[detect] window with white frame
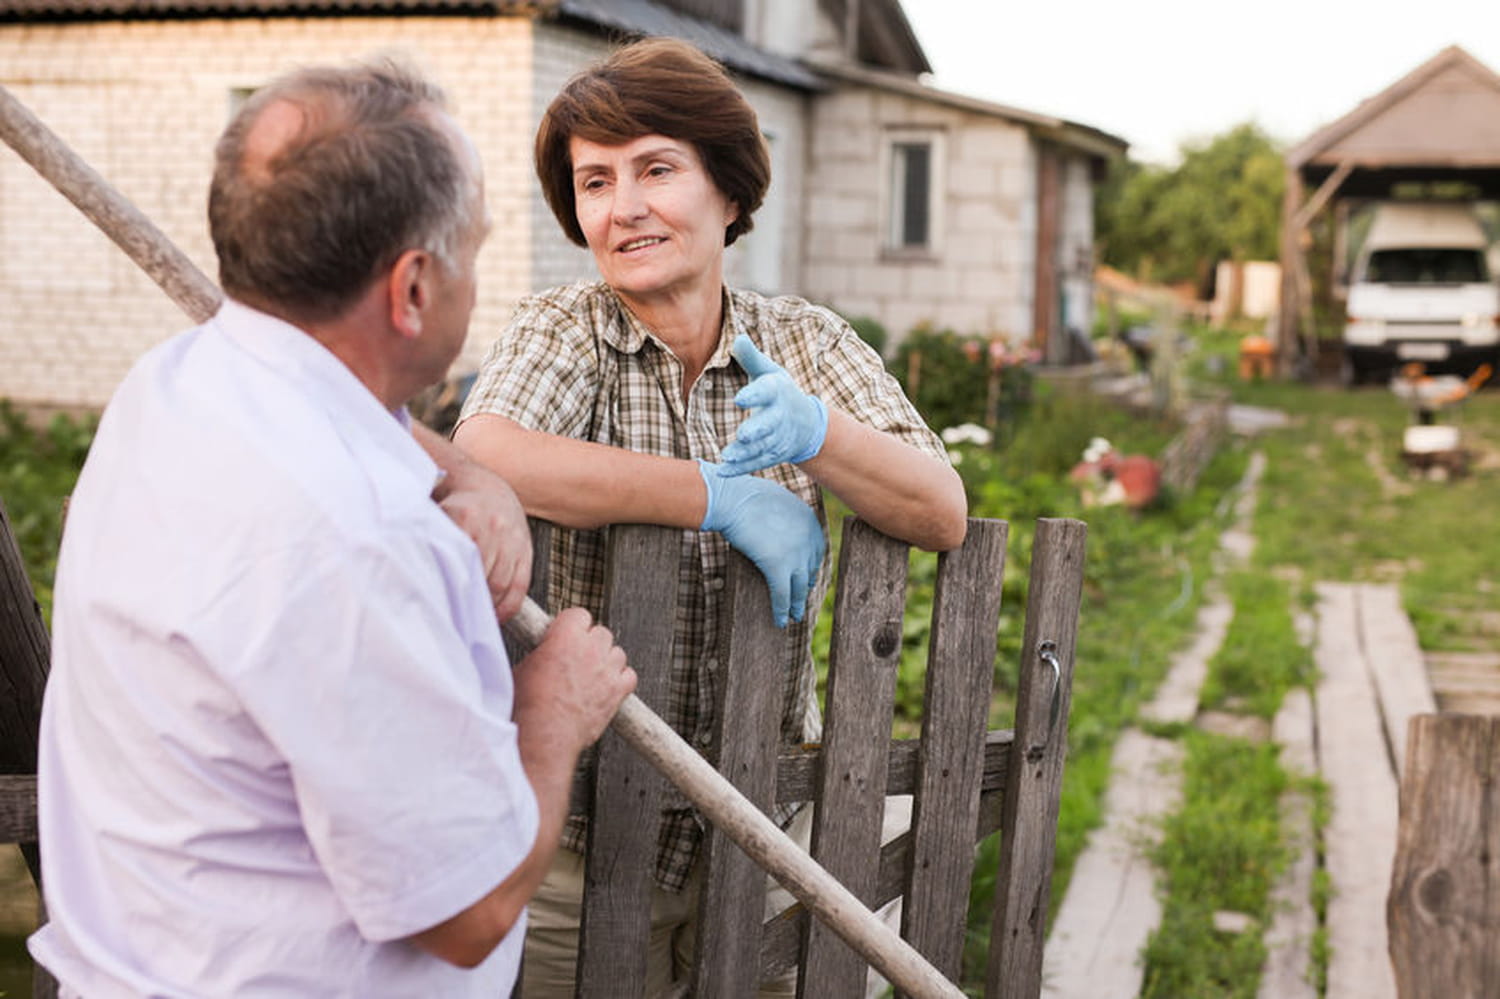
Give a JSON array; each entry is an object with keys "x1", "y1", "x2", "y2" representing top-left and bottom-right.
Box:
[{"x1": 884, "y1": 128, "x2": 943, "y2": 255}]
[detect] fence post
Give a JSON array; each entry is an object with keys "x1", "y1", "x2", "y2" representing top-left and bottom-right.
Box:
[
  {"x1": 1388, "y1": 713, "x2": 1500, "y2": 998},
  {"x1": 987, "y1": 518, "x2": 1086, "y2": 999}
]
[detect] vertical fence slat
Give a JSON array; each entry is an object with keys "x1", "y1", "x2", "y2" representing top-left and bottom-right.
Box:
[
  {"x1": 691, "y1": 548, "x2": 786, "y2": 998},
  {"x1": 0, "y1": 498, "x2": 56, "y2": 999},
  {"x1": 576, "y1": 525, "x2": 680, "y2": 997},
  {"x1": 903, "y1": 518, "x2": 1008, "y2": 980},
  {"x1": 801, "y1": 519, "x2": 909, "y2": 998},
  {"x1": 1389, "y1": 714, "x2": 1500, "y2": 998},
  {"x1": 987, "y1": 518, "x2": 1086, "y2": 999}
]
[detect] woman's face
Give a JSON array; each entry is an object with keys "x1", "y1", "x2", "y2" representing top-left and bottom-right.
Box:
[{"x1": 569, "y1": 133, "x2": 738, "y2": 310}]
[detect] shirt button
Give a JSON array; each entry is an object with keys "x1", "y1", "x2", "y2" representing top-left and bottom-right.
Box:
[
  {"x1": 696, "y1": 732, "x2": 713, "y2": 748},
  {"x1": 706, "y1": 575, "x2": 724, "y2": 592}
]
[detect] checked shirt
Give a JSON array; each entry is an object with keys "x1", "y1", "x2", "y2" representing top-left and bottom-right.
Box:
[{"x1": 458, "y1": 279, "x2": 948, "y2": 892}]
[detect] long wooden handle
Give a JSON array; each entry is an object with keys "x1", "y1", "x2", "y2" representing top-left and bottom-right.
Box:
[{"x1": 0, "y1": 83, "x2": 965, "y2": 998}]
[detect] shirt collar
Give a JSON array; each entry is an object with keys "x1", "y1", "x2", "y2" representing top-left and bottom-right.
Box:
[
  {"x1": 210, "y1": 298, "x2": 442, "y2": 495},
  {"x1": 599, "y1": 283, "x2": 742, "y2": 374}
]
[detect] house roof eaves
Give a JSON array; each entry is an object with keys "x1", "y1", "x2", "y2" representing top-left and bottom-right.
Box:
[
  {"x1": 553, "y1": 0, "x2": 824, "y2": 91},
  {"x1": 806, "y1": 58, "x2": 1127, "y2": 158},
  {"x1": 0, "y1": 0, "x2": 533, "y2": 16},
  {"x1": 1287, "y1": 44, "x2": 1500, "y2": 168}
]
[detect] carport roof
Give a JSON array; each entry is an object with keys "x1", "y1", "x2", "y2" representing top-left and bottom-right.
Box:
[{"x1": 1288, "y1": 45, "x2": 1500, "y2": 198}]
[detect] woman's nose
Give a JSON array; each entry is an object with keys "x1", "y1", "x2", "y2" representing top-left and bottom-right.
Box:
[{"x1": 611, "y1": 179, "x2": 648, "y2": 223}]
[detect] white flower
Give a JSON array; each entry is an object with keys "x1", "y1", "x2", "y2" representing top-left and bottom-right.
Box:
[
  {"x1": 947, "y1": 449, "x2": 964, "y2": 465},
  {"x1": 1082, "y1": 436, "x2": 1113, "y2": 463},
  {"x1": 941, "y1": 423, "x2": 993, "y2": 446}
]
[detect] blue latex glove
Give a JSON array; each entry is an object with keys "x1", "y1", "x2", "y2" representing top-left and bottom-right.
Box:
[
  {"x1": 719, "y1": 334, "x2": 829, "y2": 477},
  {"x1": 697, "y1": 460, "x2": 825, "y2": 628}
]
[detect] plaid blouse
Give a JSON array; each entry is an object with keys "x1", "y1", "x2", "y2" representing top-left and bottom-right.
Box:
[{"x1": 458, "y1": 279, "x2": 948, "y2": 892}]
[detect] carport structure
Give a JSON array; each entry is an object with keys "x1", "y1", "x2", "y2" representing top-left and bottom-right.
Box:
[{"x1": 1278, "y1": 45, "x2": 1500, "y2": 373}]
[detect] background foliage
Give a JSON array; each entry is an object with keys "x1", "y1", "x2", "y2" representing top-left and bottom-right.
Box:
[{"x1": 1096, "y1": 122, "x2": 1284, "y2": 288}]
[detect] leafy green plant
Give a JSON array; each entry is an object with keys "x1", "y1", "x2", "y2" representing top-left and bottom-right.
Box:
[
  {"x1": 889, "y1": 325, "x2": 1034, "y2": 441},
  {"x1": 0, "y1": 401, "x2": 95, "y2": 622}
]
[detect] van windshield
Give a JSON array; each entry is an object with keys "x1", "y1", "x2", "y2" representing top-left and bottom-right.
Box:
[{"x1": 1365, "y1": 247, "x2": 1489, "y2": 284}]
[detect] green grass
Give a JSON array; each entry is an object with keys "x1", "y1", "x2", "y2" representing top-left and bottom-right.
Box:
[
  {"x1": 1241, "y1": 379, "x2": 1500, "y2": 651},
  {"x1": 1141, "y1": 563, "x2": 1313, "y2": 995},
  {"x1": 1141, "y1": 731, "x2": 1288, "y2": 999}
]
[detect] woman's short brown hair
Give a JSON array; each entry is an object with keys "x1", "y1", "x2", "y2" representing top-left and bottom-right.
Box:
[{"x1": 535, "y1": 37, "x2": 770, "y2": 248}]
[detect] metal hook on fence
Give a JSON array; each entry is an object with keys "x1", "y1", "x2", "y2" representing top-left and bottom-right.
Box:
[{"x1": 1027, "y1": 640, "x2": 1063, "y2": 760}]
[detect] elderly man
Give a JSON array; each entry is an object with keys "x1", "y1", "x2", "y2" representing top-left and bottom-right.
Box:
[{"x1": 28, "y1": 60, "x2": 635, "y2": 997}]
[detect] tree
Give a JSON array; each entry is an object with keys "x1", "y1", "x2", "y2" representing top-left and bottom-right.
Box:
[{"x1": 1096, "y1": 122, "x2": 1284, "y2": 288}]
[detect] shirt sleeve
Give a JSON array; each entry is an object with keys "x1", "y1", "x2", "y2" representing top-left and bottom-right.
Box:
[
  {"x1": 458, "y1": 291, "x2": 603, "y2": 438},
  {"x1": 208, "y1": 526, "x2": 540, "y2": 943},
  {"x1": 793, "y1": 307, "x2": 950, "y2": 464}
]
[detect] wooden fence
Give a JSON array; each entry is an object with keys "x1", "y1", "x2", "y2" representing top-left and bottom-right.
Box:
[{"x1": 507, "y1": 513, "x2": 1085, "y2": 996}]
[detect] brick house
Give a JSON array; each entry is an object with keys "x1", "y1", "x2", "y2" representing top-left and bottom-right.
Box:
[{"x1": 0, "y1": 0, "x2": 1125, "y2": 411}]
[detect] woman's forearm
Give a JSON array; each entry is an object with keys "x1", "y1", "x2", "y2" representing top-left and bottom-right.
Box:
[{"x1": 453, "y1": 414, "x2": 708, "y2": 530}]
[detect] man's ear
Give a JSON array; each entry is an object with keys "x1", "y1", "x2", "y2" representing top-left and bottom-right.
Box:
[{"x1": 387, "y1": 248, "x2": 433, "y2": 340}]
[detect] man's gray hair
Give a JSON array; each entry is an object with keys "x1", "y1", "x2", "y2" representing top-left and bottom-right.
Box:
[{"x1": 209, "y1": 59, "x2": 475, "y2": 322}]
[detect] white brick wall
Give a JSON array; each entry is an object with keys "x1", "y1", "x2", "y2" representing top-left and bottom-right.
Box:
[
  {"x1": 0, "y1": 15, "x2": 534, "y2": 409},
  {"x1": 800, "y1": 81, "x2": 1038, "y2": 347},
  {"x1": 0, "y1": 15, "x2": 1103, "y2": 407}
]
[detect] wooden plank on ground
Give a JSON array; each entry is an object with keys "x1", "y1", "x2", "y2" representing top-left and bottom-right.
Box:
[
  {"x1": 1314, "y1": 582, "x2": 1399, "y2": 999},
  {"x1": 1258, "y1": 687, "x2": 1318, "y2": 999},
  {"x1": 1357, "y1": 583, "x2": 1436, "y2": 777},
  {"x1": 1388, "y1": 714, "x2": 1500, "y2": 998},
  {"x1": 902, "y1": 518, "x2": 1007, "y2": 980},
  {"x1": 691, "y1": 549, "x2": 786, "y2": 999},
  {"x1": 576, "y1": 525, "x2": 678, "y2": 997},
  {"x1": 1139, "y1": 593, "x2": 1233, "y2": 726},
  {"x1": 801, "y1": 520, "x2": 908, "y2": 997},
  {"x1": 1041, "y1": 728, "x2": 1182, "y2": 999}
]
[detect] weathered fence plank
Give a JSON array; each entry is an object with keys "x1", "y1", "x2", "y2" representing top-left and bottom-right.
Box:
[
  {"x1": 576, "y1": 525, "x2": 680, "y2": 996},
  {"x1": 1388, "y1": 714, "x2": 1500, "y2": 999},
  {"x1": 690, "y1": 549, "x2": 787, "y2": 998},
  {"x1": 802, "y1": 520, "x2": 909, "y2": 996},
  {"x1": 988, "y1": 518, "x2": 1086, "y2": 999},
  {"x1": 904, "y1": 518, "x2": 1008, "y2": 980},
  {"x1": 0, "y1": 498, "x2": 55, "y2": 999}
]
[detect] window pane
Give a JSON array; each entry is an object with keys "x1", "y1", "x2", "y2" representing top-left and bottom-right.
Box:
[
  {"x1": 891, "y1": 141, "x2": 931, "y2": 248},
  {"x1": 901, "y1": 143, "x2": 930, "y2": 246}
]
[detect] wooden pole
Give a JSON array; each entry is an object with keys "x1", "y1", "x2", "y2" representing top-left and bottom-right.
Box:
[
  {"x1": 0, "y1": 82, "x2": 965, "y2": 999},
  {"x1": 0, "y1": 85, "x2": 220, "y2": 324}
]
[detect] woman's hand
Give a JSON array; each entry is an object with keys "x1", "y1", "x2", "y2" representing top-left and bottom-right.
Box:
[
  {"x1": 697, "y1": 460, "x2": 824, "y2": 628},
  {"x1": 719, "y1": 335, "x2": 828, "y2": 476}
]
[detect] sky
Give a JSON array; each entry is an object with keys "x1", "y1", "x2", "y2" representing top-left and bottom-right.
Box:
[{"x1": 902, "y1": 1, "x2": 1500, "y2": 166}]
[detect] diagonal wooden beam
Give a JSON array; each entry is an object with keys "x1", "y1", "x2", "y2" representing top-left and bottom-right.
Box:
[{"x1": 1293, "y1": 159, "x2": 1355, "y2": 232}]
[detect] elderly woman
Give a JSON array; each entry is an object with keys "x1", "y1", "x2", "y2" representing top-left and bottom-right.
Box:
[{"x1": 452, "y1": 36, "x2": 966, "y2": 996}]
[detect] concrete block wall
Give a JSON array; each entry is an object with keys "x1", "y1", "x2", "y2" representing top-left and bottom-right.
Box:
[
  {"x1": 800, "y1": 81, "x2": 1036, "y2": 349},
  {"x1": 0, "y1": 15, "x2": 534, "y2": 410}
]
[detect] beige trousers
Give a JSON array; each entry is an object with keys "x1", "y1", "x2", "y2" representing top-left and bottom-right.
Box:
[{"x1": 520, "y1": 798, "x2": 910, "y2": 999}]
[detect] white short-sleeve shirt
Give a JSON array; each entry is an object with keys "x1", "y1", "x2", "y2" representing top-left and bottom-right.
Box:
[{"x1": 29, "y1": 301, "x2": 539, "y2": 997}]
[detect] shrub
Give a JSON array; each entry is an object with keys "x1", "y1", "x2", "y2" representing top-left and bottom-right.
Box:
[
  {"x1": 891, "y1": 325, "x2": 1035, "y2": 443},
  {"x1": 0, "y1": 403, "x2": 96, "y2": 622}
]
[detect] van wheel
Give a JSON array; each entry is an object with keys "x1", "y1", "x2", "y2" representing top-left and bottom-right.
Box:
[{"x1": 1340, "y1": 356, "x2": 1365, "y2": 387}]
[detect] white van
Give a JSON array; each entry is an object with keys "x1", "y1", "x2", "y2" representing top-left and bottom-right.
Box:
[{"x1": 1342, "y1": 201, "x2": 1500, "y2": 384}]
